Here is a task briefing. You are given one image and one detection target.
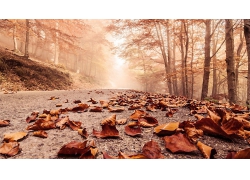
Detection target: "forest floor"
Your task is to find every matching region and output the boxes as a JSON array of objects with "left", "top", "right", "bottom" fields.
[{"left": 0, "top": 47, "right": 101, "bottom": 92}]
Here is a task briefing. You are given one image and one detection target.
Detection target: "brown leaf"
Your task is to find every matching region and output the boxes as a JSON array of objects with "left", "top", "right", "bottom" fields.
[
  {"left": 197, "top": 141, "right": 217, "bottom": 159},
  {"left": 93, "top": 124, "right": 120, "bottom": 138},
  {"left": 130, "top": 109, "right": 148, "bottom": 120},
  {"left": 128, "top": 103, "right": 141, "bottom": 110},
  {"left": 138, "top": 115, "right": 158, "bottom": 127},
  {"left": 195, "top": 118, "right": 231, "bottom": 139},
  {"left": 100, "top": 100, "right": 109, "bottom": 108},
  {"left": 58, "top": 141, "right": 87, "bottom": 156},
  {"left": 3, "top": 132, "right": 28, "bottom": 142},
  {"left": 38, "top": 114, "right": 47, "bottom": 118},
  {"left": 226, "top": 148, "right": 250, "bottom": 159},
  {"left": 89, "top": 106, "right": 103, "bottom": 112},
  {"left": 194, "top": 114, "right": 204, "bottom": 121},
  {"left": 128, "top": 153, "right": 148, "bottom": 159},
  {"left": 89, "top": 140, "right": 96, "bottom": 148},
  {"left": 56, "top": 116, "right": 69, "bottom": 130},
  {"left": 206, "top": 107, "right": 221, "bottom": 124},
  {"left": 78, "top": 128, "right": 88, "bottom": 139},
  {"left": 102, "top": 151, "right": 117, "bottom": 159},
  {"left": 142, "top": 140, "right": 163, "bottom": 159},
  {"left": 180, "top": 121, "right": 203, "bottom": 143},
  {"left": 50, "top": 109, "right": 61, "bottom": 116},
  {"left": 101, "top": 114, "right": 116, "bottom": 126},
  {"left": 163, "top": 133, "right": 198, "bottom": 154},
  {"left": 146, "top": 104, "right": 157, "bottom": 112},
  {"left": 139, "top": 121, "right": 155, "bottom": 128},
  {"left": 87, "top": 98, "right": 98, "bottom": 104},
  {"left": 0, "top": 141, "right": 21, "bottom": 156},
  {"left": 79, "top": 146, "right": 97, "bottom": 159},
  {"left": 124, "top": 124, "right": 142, "bottom": 137},
  {"left": 73, "top": 100, "right": 81, "bottom": 104},
  {"left": 70, "top": 103, "right": 89, "bottom": 112},
  {"left": 116, "top": 118, "right": 127, "bottom": 125},
  {"left": 221, "top": 118, "right": 246, "bottom": 139},
  {"left": 0, "top": 120, "right": 10, "bottom": 127},
  {"left": 108, "top": 106, "right": 125, "bottom": 112},
  {"left": 33, "top": 130, "right": 48, "bottom": 138},
  {"left": 56, "top": 104, "right": 62, "bottom": 107},
  {"left": 154, "top": 122, "right": 179, "bottom": 136},
  {"left": 27, "top": 119, "right": 56, "bottom": 131},
  {"left": 26, "top": 112, "right": 39, "bottom": 123},
  {"left": 67, "top": 120, "right": 82, "bottom": 131}
]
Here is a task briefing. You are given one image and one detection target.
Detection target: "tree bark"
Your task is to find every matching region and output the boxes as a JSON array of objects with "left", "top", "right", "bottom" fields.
[
  {"left": 13, "top": 21, "right": 18, "bottom": 53},
  {"left": 24, "top": 19, "right": 30, "bottom": 58},
  {"left": 225, "top": 19, "right": 236, "bottom": 104},
  {"left": 244, "top": 19, "right": 250, "bottom": 104},
  {"left": 54, "top": 21, "right": 59, "bottom": 64},
  {"left": 212, "top": 20, "right": 218, "bottom": 98},
  {"left": 172, "top": 22, "right": 178, "bottom": 96},
  {"left": 201, "top": 20, "right": 211, "bottom": 100}
]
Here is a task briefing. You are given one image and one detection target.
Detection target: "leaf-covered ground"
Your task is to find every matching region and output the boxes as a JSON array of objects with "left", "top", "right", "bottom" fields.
[{"left": 1, "top": 89, "right": 249, "bottom": 159}]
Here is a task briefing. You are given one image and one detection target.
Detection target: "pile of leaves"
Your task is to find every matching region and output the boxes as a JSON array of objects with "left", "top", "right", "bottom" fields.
[{"left": 1, "top": 90, "right": 250, "bottom": 159}]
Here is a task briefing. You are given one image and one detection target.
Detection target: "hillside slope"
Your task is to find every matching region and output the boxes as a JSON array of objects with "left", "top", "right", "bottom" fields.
[{"left": 0, "top": 48, "right": 101, "bottom": 92}]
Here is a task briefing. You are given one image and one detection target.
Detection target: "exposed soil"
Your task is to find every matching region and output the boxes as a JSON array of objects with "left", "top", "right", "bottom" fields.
[{"left": 0, "top": 89, "right": 249, "bottom": 159}]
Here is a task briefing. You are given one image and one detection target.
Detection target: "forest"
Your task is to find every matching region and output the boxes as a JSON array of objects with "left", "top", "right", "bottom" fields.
[{"left": 1, "top": 19, "right": 250, "bottom": 105}]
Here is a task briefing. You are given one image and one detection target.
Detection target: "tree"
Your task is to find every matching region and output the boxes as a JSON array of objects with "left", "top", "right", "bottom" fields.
[
  {"left": 225, "top": 19, "right": 236, "bottom": 104},
  {"left": 24, "top": 19, "right": 30, "bottom": 58},
  {"left": 244, "top": 19, "right": 250, "bottom": 104}
]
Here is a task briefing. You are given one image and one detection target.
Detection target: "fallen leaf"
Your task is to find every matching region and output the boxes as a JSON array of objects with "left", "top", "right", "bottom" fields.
[
  {"left": 67, "top": 120, "right": 82, "bottom": 131},
  {"left": 3, "top": 132, "right": 28, "bottom": 142},
  {"left": 73, "top": 100, "right": 81, "bottom": 104},
  {"left": 93, "top": 124, "right": 120, "bottom": 138},
  {"left": 124, "top": 124, "right": 142, "bottom": 137},
  {"left": 78, "top": 128, "right": 88, "bottom": 139},
  {"left": 206, "top": 107, "right": 221, "bottom": 124},
  {"left": 27, "top": 119, "right": 56, "bottom": 131},
  {"left": 128, "top": 104, "right": 141, "bottom": 110},
  {"left": 101, "top": 114, "right": 116, "bottom": 126},
  {"left": 197, "top": 141, "right": 217, "bottom": 159},
  {"left": 89, "top": 106, "right": 103, "bottom": 112},
  {"left": 195, "top": 118, "right": 230, "bottom": 139},
  {"left": 56, "top": 104, "right": 62, "bottom": 107},
  {"left": 58, "top": 141, "right": 87, "bottom": 156},
  {"left": 108, "top": 106, "right": 125, "bottom": 112},
  {"left": 221, "top": 118, "right": 246, "bottom": 139},
  {"left": 180, "top": 121, "right": 203, "bottom": 143},
  {"left": 163, "top": 133, "right": 198, "bottom": 154},
  {"left": 33, "top": 130, "right": 48, "bottom": 138},
  {"left": 102, "top": 151, "right": 117, "bottom": 159},
  {"left": 154, "top": 122, "right": 179, "bottom": 136},
  {"left": 100, "top": 100, "right": 109, "bottom": 108},
  {"left": 26, "top": 112, "right": 39, "bottom": 123},
  {"left": 70, "top": 103, "right": 89, "bottom": 112},
  {"left": 0, "top": 141, "right": 21, "bottom": 156},
  {"left": 226, "top": 148, "right": 250, "bottom": 159},
  {"left": 116, "top": 118, "right": 127, "bottom": 125},
  {"left": 146, "top": 104, "right": 157, "bottom": 112},
  {"left": 50, "top": 109, "right": 61, "bottom": 116},
  {"left": 138, "top": 115, "right": 158, "bottom": 127},
  {"left": 139, "top": 121, "right": 155, "bottom": 128},
  {"left": 0, "top": 120, "right": 10, "bottom": 127},
  {"left": 56, "top": 116, "right": 69, "bottom": 130},
  {"left": 142, "top": 140, "right": 163, "bottom": 159},
  {"left": 130, "top": 109, "right": 148, "bottom": 120}
]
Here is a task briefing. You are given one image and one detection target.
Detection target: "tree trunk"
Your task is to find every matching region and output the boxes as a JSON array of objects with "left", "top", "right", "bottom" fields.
[
  {"left": 54, "top": 21, "right": 59, "bottom": 65},
  {"left": 235, "top": 20, "right": 244, "bottom": 102},
  {"left": 172, "top": 22, "right": 178, "bottom": 96},
  {"left": 166, "top": 20, "right": 173, "bottom": 95},
  {"left": 201, "top": 20, "right": 211, "bottom": 100},
  {"left": 225, "top": 19, "right": 236, "bottom": 104},
  {"left": 244, "top": 19, "right": 250, "bottom": 104},
  {"left": 212, "top": 20, "right": 218, "bottom": 98},
  {"left": 13, "top": 21, "right": 18, "bottom": 53},
  {"left": 24, "top": 19, "right": 30, "bottom": 58},
  {"left": 183, "top": 20, "right": 189, "bottom": 97},
  {"left": 180, "top": 22, "right": 186, "bottom": 96}
]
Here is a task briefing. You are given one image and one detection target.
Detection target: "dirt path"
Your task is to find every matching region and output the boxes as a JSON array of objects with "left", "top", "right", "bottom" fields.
[{"left": 0, "top": 89, "right": 249, "bottom": 159}]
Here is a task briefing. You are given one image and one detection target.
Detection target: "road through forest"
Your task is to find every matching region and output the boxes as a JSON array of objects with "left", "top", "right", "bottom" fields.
[{"left": 0, "top": 89, "right": 249, "bottom": 159}]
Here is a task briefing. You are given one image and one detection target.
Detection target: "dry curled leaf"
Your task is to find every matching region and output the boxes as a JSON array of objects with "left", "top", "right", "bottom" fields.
[
  {"left": 56, "top": 116, "right": 69, "bottom": 130},
  {"left": 56, "top": 104, "right": 62, "bottom": 107},
  {"left": 154, "top": 122, "right": 179, "bottom": 136},
  {"left": 100, "top": 100, "right": 109, "bottom": 108},
  {"left": 108, "top": 106, "right": 125, "bottom": 112},
  {"left": 27, "top": 119, "right": 56, "bottom": 131},
  {"left": 124, "top": 124, "right": 142, "bottom": 137},
  {"left": 164, "top": 133, "right": 198, "bottom": 154},
  {"left": 0, "top": 141, "right": 21, "bottom": 156},
  {"left": 70, "top": 103, "right": 89, "bottom": 112},
  {"left": 101, "top": 114, "right": 116, "bottom": 126},
  {"left": 146, "top": 104, "right": 157, "bottom": 112},
  {"left": 116, "top": 118, "right": 127, "bottom": 125},
  {"left": 138, "top": 115, "right": 158, "bottom": 127},
  {"left": 197, "top": 141, "right": 217, "bottom": 159},
  {"left": 3, "top": 132, "right": 28, "bottom": 142},
  {"left": 142, "top": 140, "right": 163, "bottom": 159},
  {"left": 78, "top": 128, "right": 88, "bottom": 139},
  {"left": 206, "top": 107, "right": 221, "bottom": 124},
  {"left": 139, "top": 121, "right": 155, "bottom": 128},
  {"left": 58, "top": 141, "right": 87, "bottom": 156},
  {"left": 93, "top": 124, "right": 120, "bottom": 138},
  {"left": 26, "top": 112, "right": 39, "bottom": 123},
  {"left": 130, "top": 109, "right": 148, "bottom": 120},
  {"left": 89, "top": 106, "right": 103, "bottom": 112},
  {"left": 226, "top": 148, "right": 250, "bottom": 159},
  {"left": 33, "top": 130, "right": 48, "bottom": 138},
  {"left": 128, "top": 104, "right": 141, "bottom": 110},
  {"left": 67, "top": 120, "right": 82, "bottom": 131},
  {"left": 0, "top": 120, "right": 10, "bottom": 127}
]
